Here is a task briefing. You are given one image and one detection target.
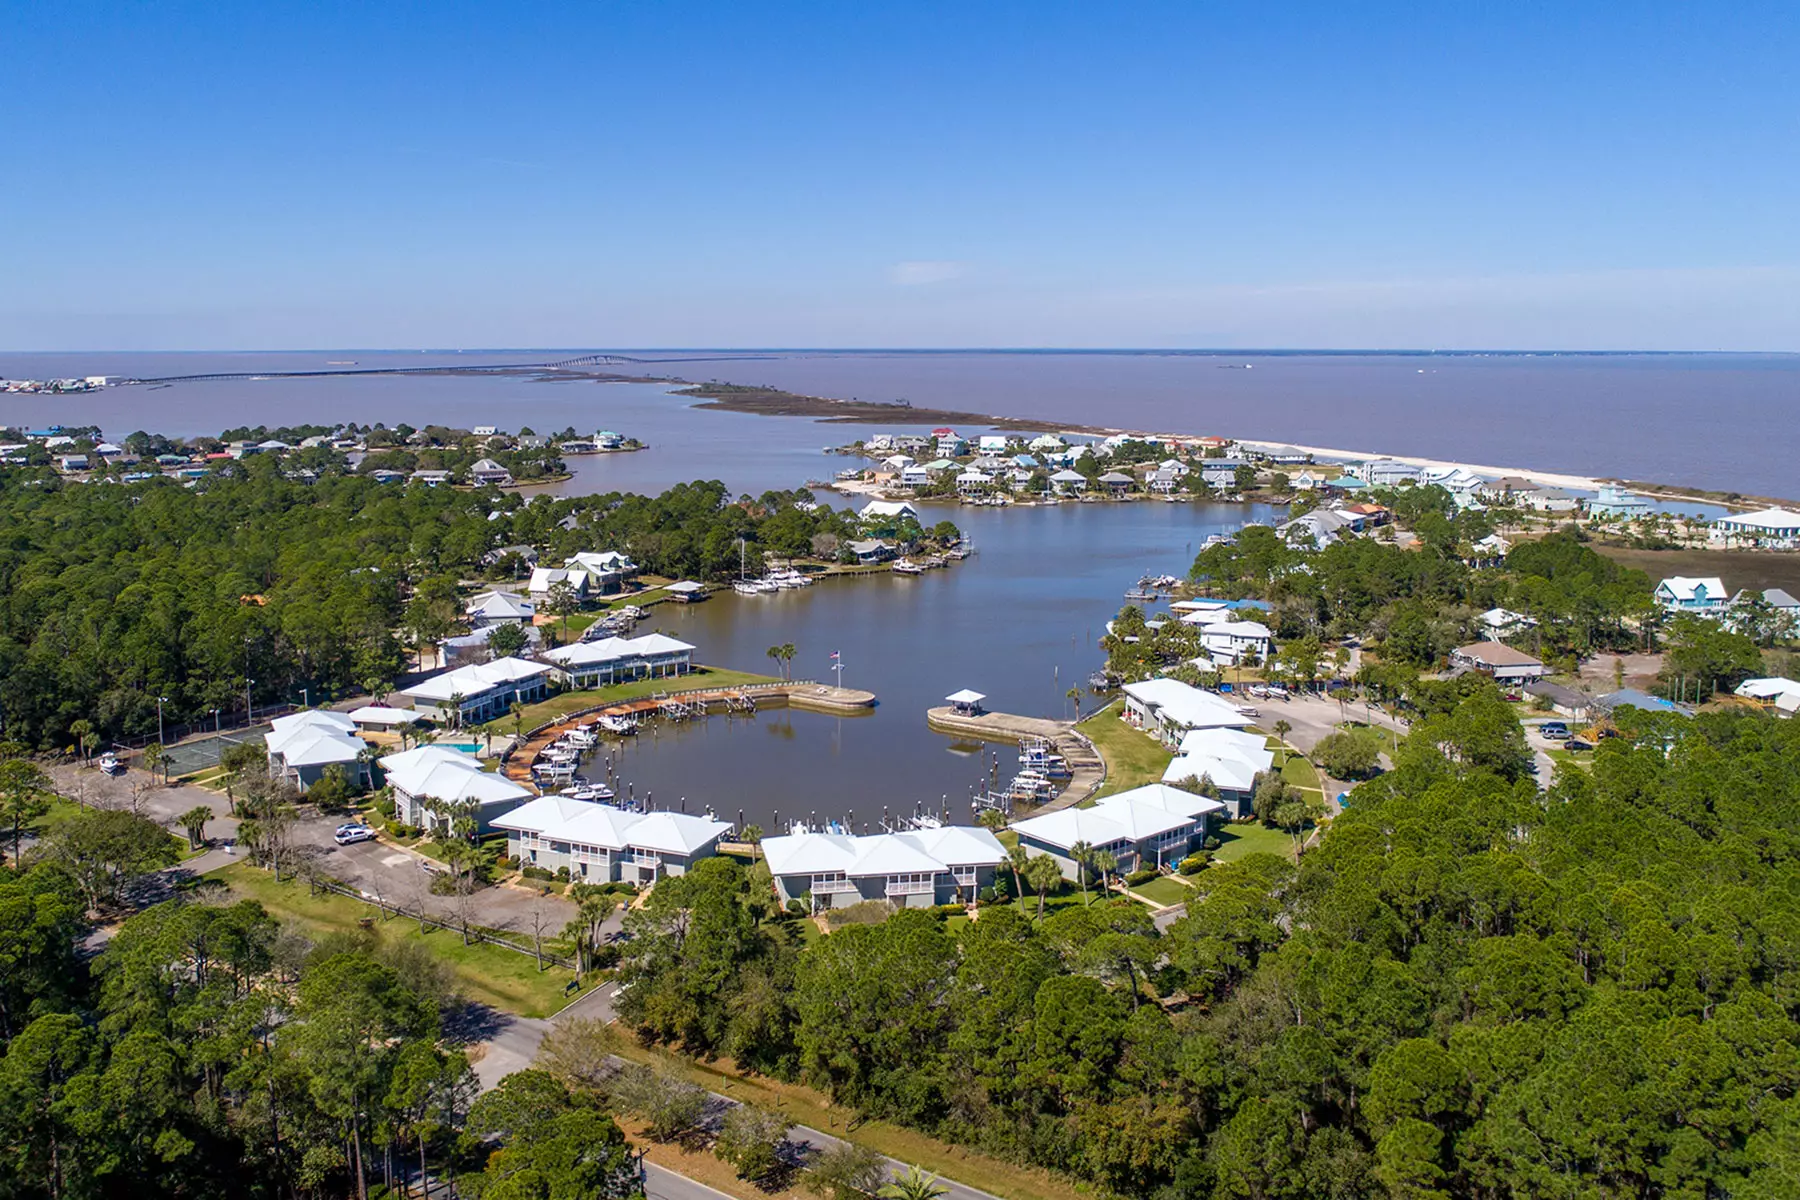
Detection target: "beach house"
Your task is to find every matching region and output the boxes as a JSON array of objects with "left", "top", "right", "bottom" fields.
[
  {"left": 761, "top": 825, "right": 1008, "bottom": 911},
  {"left": 1012, "top": 784, "right": 1225, "bottom": 879},
  {"left": 468, "top": 458, "right": 514, "bottom": 486},
  {"left": 1712, "top": 507, "right": 1800, "bottom": 549},
  {"left": 1198, "top": 619, "right": 1274, "bottom": 664},
  {"left": 495, "top": 796, "right": 730, "bottom": 884},
  {"left": 1200, "top": 459, "right": 1249, "bottom": 489},
  {"left": 1161, "top": 728, "right": 1273, "bottom": 818},
  {"left": 1360, "top": 459, "right": 1419, "bottom": 487},
  {"left": 399, "top": 656, "right": 553, "bottom": 725},
  {"left": 264, "top": 710, "right": 370, "bottom": 793},
  {"left": 1049, "top": 469, "right": 1088, "bottom": 496},
  {"left": 1654, "top": 576, "right": 1730, "bottom": 617},
  {"left": 465, "top": 590, "right": 535, "bottom": 627},
  {"left": 1735, "top": 677, "right": 1800, "bottom": 717},
  {"left": 1589, "top": 484, "right": 1652, "bottom": 520},
  {"left": 379, "top": 745, "right": 535, "bottom": 834},
  {"left": 858, "top": 499, "right": 918, "bottom": 523}
]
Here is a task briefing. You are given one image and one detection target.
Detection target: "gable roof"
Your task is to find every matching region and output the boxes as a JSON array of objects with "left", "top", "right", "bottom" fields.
[
  {"left": 1121, "top": 678, "right": 1255, "bottom": 730},
  {"left": 401, "top": 656, "right": 553, "bottom": 703},
  {"left": 1454, "top": 641, "right": 1545, "bottom": 668},
  {"left": 378, "top": 745, "right": 533, "bottom": 806},
  {"left": 760, "top": 825, "right": 1006, "bottom": 877},
  {"left": 1656, "top": 576, "right": 1727, "bottom": 601}
]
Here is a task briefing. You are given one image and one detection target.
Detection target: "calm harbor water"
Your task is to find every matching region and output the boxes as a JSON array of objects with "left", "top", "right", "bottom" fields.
[{"left": 588, "top": 500, "right": 1275, "bottom": 827}]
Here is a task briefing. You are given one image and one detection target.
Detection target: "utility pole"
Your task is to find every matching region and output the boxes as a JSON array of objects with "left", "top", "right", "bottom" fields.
[
  {"left": 246, "top": 678, "right": 255, "bottom": 725},
  {"left": 157, "top": 695, "right": 167, "bottom": 746}
]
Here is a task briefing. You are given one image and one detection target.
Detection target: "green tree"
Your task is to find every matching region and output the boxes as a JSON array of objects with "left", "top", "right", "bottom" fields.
[
  {"left": 466, "top": 1069, "right": 639, "bottom": 1200},
  {"left": 0, "top": 759, "right": 53, "bottom": 864},
  {"left": 879, "top": 1165, "right": 949, "bottom": 1200},
  {"left": 486, "top": 621, "right": 528, "bottom": 660},
  {"left": 46, "top": 808, "right": 179, "bottom": 913},
  {"left": 713, "top": 1103, "right": 790, "bottom": 1181},
  {"left": 1024, "top": 854, "right": 1064, "bottom": 921},
  {"left": 804, "top": 1141, "right": 887, "bottom": 1200},
  {"left": 176, "top": 804, "right": 214, "bottom": 850}
]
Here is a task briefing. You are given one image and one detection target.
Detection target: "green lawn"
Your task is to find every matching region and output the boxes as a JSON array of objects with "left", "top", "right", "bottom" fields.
[
  {"left": 1079, "top": 702, "right": 1174, "bottom": 797},
  {"left": 1130, "top": 875, "right": 1194, "bottom": 907},
  {"left": 494, "top": 665, "right": 783, "bottom": 731},
  {"left": 1212, "top": 820, "right": 1298, "bottom": 864},
  {"left": 1281, "top": 753, "right": 1322, "bottom": 791},
  {"left": 210, "top": 861, "right": 584, "bottom": 1018}
]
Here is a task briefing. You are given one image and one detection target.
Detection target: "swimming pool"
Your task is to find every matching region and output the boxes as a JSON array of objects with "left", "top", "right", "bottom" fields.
[{"left": 436, "top": 741, "right": 484, "bottom": 754}]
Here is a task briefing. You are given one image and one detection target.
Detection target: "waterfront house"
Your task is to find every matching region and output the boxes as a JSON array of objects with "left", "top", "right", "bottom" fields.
[
  {"left": 265, "top": 710, "right": 370, "bottom": 794},
  {"left": 900, "top": 465, "right": 931, "bottom": 488},
  {"left": 1358, "top": 459, "right": 1419, "bottom": 487},
  {"left": 1198, "top": 619, "right": 1274, "bottom": 664},
  {"left": 979, "top": 435, "right": 1009, "bottom": 455},
  {"left": 1421, "top": 465, "right": 1484, "bottom": 505},
  {"left": 379, "top": 745, "right": 534, "bottom": 834},
  {"left": 882, "top": 454, "right": 915, "bottom": 472},
  {"left": 399, "top": 656, "right": 553, "bottom": 725},
  {"left": 595, "top": 431, "right": 626, "bottom": 449},
  {"left": 1449, "top": 642, "right": 1547, "bottom": 683},
  {"left": 1712, "top": 506, "right": 1800, "bottom": 549},
  {"left": 410, "top": 470, "right": 453, "bottom": 487},
  {"left": 1478, "top": 476, "right": 1537, "bottom": 503},
  {"left": 1654, "top": 576, "right": 1729, "bottom": 617},
  {"left": 1735, "top": 677, "right": 1800, "bottom": 717},
  {"left": 866, "top": 434, "right": 897, "bottom": 452},
  {"left": 956, "top": 469, "right": 993, "bottom": 496},
  {"left": 1517, "top": 486, "right": 1579, "bottom": 513},
  {"left": 496, "top": 796, "right": 729, "bottom": 884},
  {"left": 1049, "top": 469, "right": 1088, "bottom": 496},
  {"left": 761, "top": 825, "right": 1007, "bottom": 911},
  {"left": 527, "top": 566, "right": 589, "bottom": 605},
  {"left": 1012, "top": 784, "right": 1224, "bottom": 879},
  {"left": 847, "top": 538, "right": 895, "bottom": 565},
  {"left": 859, "top": 499, "right": 918, "bottom": 523},
  {"left": 1200, "top": 459, "right": 1249, "bottom": 489},
  {"left": 1589, "top": 484, "right": 1653, "bottom": 520},
  {"left": 936, "top": 433, "right": 968, "bottom": 457},
  {"left": 542, "top": 632, "right": 695, "bottom": 688},
  {"left": 1098, "top": 471, "right": 1135, "bottom": 495},
  {"left": 1479, "top": 607, "right": 1538, "bottom": 640},
  {"left": 1277, "top": 508, "right": 1360, "bottom": 548},
  {"left": 1161, "top": 728, "right": 1273, "bottom": 819},
  {"left": 466, "top": 590, "right": 535, "bottom": 627},
  {"left": 1121, "top": 678, "right": 1254, "bottom": 746},
  {"left": 468, "top": 458, "right": 513, "bottom": 486},
  {"left": 1029, "top": 434, "right": 1067, "bottom": 453},
  {"left": 530, "top": 552, "right": 636, "bottom": 602}
]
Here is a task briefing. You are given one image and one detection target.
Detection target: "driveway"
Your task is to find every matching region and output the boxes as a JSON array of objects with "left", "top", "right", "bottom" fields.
[{"left": 47, "top": 763, "right": 240, "bottom": 844}]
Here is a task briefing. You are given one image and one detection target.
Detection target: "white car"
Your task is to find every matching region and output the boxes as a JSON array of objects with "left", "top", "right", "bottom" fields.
[{"left": 333, "top": 824, "right": 375, "bottom": 846}]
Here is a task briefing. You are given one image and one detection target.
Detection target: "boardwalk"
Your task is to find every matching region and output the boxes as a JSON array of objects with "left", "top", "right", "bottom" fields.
[{"left": 924, "top": 706, "right": 1104, "bottom": 810}]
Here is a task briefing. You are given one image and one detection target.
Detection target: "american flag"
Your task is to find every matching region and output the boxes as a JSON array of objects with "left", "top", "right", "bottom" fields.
[{"left": 830, "top": 650, "right": 840, "bottom": 660}]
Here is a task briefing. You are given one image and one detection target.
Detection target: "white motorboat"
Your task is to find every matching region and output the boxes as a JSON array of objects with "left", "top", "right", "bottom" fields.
[
  {"left": 733, "top": 580, "right": 762, "bottom": 596},
  {"left": 597, "top": 713, "right": 638, "bottom": 735}
]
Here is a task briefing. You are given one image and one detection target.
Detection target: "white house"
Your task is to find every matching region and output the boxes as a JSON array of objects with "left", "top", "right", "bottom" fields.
[
  {"left": 1161, "top": 728, "right": 1273, "bottom": 819},
  {"left": 859, "top": 499, "right": 918, "bottom": 523},
  {"left": 378, "top": 745, "right": 534, "bottom": 834},
  {"left": 1277, "top": 508, "right": 1360, "bottom": 548},
  {"left": 1655, "top": 576, "right": 1730, "bottom": 617},
  {"left": 1359, "top": 459, "right": 1420, "bottom": 487},
  {"left": 1029, "top": 434, "right": 1067, "bottom": 453},
  {"left": 1589, "top": 484, "right": 1653, "bottom": 520},
  {"left": 1121, "top": 679, "right": 1255, "bottom": 746},
  {"left": 529, "top": 551, "right": 639, "bottom": 602},
  {"left": 978, "top": 435, "right": 1009, "bottom": 455},
  {"left": 495, "top": 796, "right": 730, "bottom": 884},
  {"left": 1049, "top": 469, "right": 1088, "bottom": 496},
  {"left": 900, "top": 465, "right": 931, "bottom": 488},
  {"left": 1479, "top": 607, "right": 1538, "bottom": 639},
  {"left": 466, "top": 590, "right": 535, "bottom": 627},
  {"left": 346, "top": 705, "right": 419, "bottom": 733},
  {"left": 468, "top": 458, "right": 513, "bottom": 486},
  {"left": 542, "top": 632, "right": 695, "bottom": 688},
  {"left": 399, "top": 656, "right": 553, "bottom": 725},
  {"left": 1713, "top": 507, "right": 1800, "bottom": 549},
  {"left": 1449, "top": 642, "right": 1548, "bottom": 683},
  {"left": 761, "top": 825, "right": 1007, "bottom": 911},
  {"left": 1735, "top": 677, "right": 1800, "bottom": 717},
  {"left": 1012, "top": 784, "right": 1225, "bottom": 878},
  {"left": 1200, "top": 460, "right": 1249, "bottom": 489},
  {"left": 265, "top": 710, "right": 369, "bottom": 793},
  {"left": 1197, "top": 619, "right": 1274, "bottom": 664}
]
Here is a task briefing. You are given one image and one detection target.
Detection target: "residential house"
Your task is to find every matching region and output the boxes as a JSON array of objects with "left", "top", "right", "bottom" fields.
[
  {"left": 496, "top": 796, "right": 729, "bottom": 884},
  {"left": 1654, "top": 576, "right": 1730, "bottom": 617},
  {"left": 1713, "top": 507, "right": 1800, "bottom": 549},
  {"left": 379, "top": 745, "right": 534, "bottom": 834},
  {"left": 472, "top": 425, "right": 498, "bottom": 437},
  {"left": 1121, "top": 678, "right": 1255, "bottom": 746},
  {"left": 410, "top": 470, "right": 452, "bottom": 487},
  {"left": 846, "top": 538, "right": 895, "bottom": 564},
  {"left": 1589, "top": 484, "right": 1652, "bottom": 520},
  {"left": 858, "top": 499, "right": 918, "bottom": 523},
  {"left": 1467, "top": 533, "right": 1511, "bottom": 567},
  {"left": 542, "top": 632, "right": 696, "bottom": 688},
  {"left": 1479, "top": 607, "right": 1538, "bottom": 640},
  {"left": 57, "top": 455, "right": 90, "bottom": 472},
  {"left": 1593, "top": 689, "right": 1692, "bottom": 718},
  {"left": 1421, "top": 465, "right": 1483, "bottom": 505},
  {"left": 762, "top": 825, "right": 1008, "bottom": 911},
  {"left": 529, "top": 551, "right": 638, "bottom": 602},
  {"left": 1012, "top": 784, "right": 1225, "bottom": 878},
  {"left": 370, "top": 468, "right": 407, "bottom": 484},
  {"left": 468, "top": 458, "right": 513, "bottom": 486},
  {"left": 345, "top": 706, "right": 419, "bottom": 733},
  {"left": 936, "top": 432, "right": 968, "bottom": 457},
  {"left": 1028, "top": 434, "right": 1067, "bottom": 453},
  {"left": 1524, "top": 681, "right": 1592, "bottom": 720},
  {"left": 399, "top": 656, "right": 553, "bottom": 725},
  {"left": 1197, "top": 619, "right": 1274, "bottom": 664},
  {"left": 1449, "top": 641, "right": 1548, "bottom": 683},
  {"left": 1518, "top": 487, "right": 1579, "bottom": 513},
  {"left": 264, "top": 710, "right": 370, "bottom": 793},
  {"left": 1049, "top": 469, "right": 1088, "bottom": 496},
  {"left": 1735, "top": 677, "right": 1800, "bottom": 718},
  {"left": 1161, "top": 729, "right": 1273, "bottom": 819},
  {"left": 1097, "top": 471, "right": 1135, "bottom": 495},
  {"left": 466, "top": 590, "right": 535, "bottom": 627},
  {"left": 899, "top": 465, "right": 931, "bottom": 488},
  {"left": 881, "top": 454, "right": 915, "bottom": 472},
  {"left": 978, "top": 435, "right": 1009, "bottom": 455},
  {"left": 1360, "top": 459, "right": 1420, "bottom": 487},
  {"left": 439, "top": 624, "right": 543, "bottom": 668},
  {"left": 1200, "top": 459, "right": 1249, "bottom": 489},
  {"left": 1277, "top": 508, "right": 1360, "bottom": 548},
  {"left": 956, "top": 470, "right": 992, "bottom": 496},
  {"left": 1478, "top": 476, "right": 1538, "bottom": 504}
]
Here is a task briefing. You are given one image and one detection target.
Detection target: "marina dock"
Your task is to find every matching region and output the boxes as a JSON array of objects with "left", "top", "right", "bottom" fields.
[
  {"left": 924, "top": 706, "right": 1104, "bottom": 810},
  {"left": 506, "top": 680, "right": 876, "bottom": 786}
]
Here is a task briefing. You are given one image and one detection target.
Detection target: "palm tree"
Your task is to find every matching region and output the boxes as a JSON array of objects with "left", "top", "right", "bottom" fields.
[
  {"left": 1272, "top": 718, "right": 1292, "bottom": 764},
  {"left": 1006, "top": 844, "right": 1031, "bottom": 914},
  {"left": 780, "top": 643, "right": 797, "bottom": 680},
  {"left": 69, "top": 719, "right": 96, "bottom": 766},
  {"left": 142, "top": 742, "right": 167, "bottom": 784},
  {"left": 1092, "top": 849, "right": 1117, "bottom": 896},
  {"left": 1025, "top": 854, "right": 1062, "bottom": 920},
  {"left": 975, "top": 809, "right": 1007, "bottom": 833},
  {"left": 1066, "top": 686, "right": 1083, "bottom": 721},
  {"left": 879, "top": 1166, "right": 948, "bottom": 1200},
  {"left": 739, "top": 823, "right": 765, "bottom": 860},
  {"left": 177, "top": 805, "right": 214, "bottom": 850},
  {"left": 1069, "top": 840, "right": 1093, "bottom": 905},
  {"left": 767, "top": 645, "right": 785, "bottom": 680}
]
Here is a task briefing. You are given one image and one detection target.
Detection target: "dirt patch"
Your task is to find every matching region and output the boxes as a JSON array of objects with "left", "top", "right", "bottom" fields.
[{"left": 1578, "top": 653, "right": 1664, "bottom": 692}]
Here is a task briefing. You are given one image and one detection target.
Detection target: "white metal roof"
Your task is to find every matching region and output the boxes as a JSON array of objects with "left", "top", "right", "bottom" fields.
[
  {"left": 1717, "top": 507, "right": 1800, "bottom": 532},
  {"left": 378, "top": 746, "right": 533, "bottom": 807},
  {"left": 1162, "top": 728, "right": 1273, "bottom": 792},
  {"left": 1103, "top": 783, "right": 1228, "bottom": 821},
  {"left": 859, "top": 500, "right": 917, "bottom": 519},
  {"left": 467, "top": 591, "right": 534, "bottom": 620},
  {"left": 1656, "top": 575, "right": 1727, "bottom": 602},
  {"left": 760, "top": 826, "right": 1005, "bottom": 878},
  {"left": 401, "top": 656, "right": 553, "bottom": 702},
  {"left": 1121, "top": 679, "right": 1254, "bottom": 731},
  {"left": 272, "top": 728, "right": 367, "bottom": 769},
  {"left": 494, "top": 795, "right": 730, "bottom": 855},
  {"left": 346, "top": 705, "right": 417, "bottom": 726},
  {"left": 543, "top": 632, "right": 695, "bottom": 668},
  {"left": 945, "top": 689, "right": 987, "bottom": 704}
]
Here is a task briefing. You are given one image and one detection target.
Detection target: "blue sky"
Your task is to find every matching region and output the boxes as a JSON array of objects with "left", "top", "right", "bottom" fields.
[{"left": 5, "top": 2, "right": 1798, "bottom": 350}]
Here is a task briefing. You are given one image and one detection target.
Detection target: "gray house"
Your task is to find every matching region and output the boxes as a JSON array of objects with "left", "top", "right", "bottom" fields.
[
  {"left": 1011, "top": 784, "right": 1224, "bottom": 878},
  {"left": 494, "top": 795, "right": 730, "bottom": 885},
  {"left": 760, "top": 826, "right": 1008, "bottom": 912},
  {"left": 264, "top": 710, "right": 371, "bottom": 794}
]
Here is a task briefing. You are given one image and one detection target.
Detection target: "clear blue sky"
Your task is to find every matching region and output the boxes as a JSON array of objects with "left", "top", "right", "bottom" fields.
[{"left": 6, "top": 2, "right": 1798, "bottom": 350}]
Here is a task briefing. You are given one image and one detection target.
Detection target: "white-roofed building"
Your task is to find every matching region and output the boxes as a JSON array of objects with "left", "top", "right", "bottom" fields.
[
  {"left": 529, "top": 552, "right": 638, "bottom": 602},
  {"left": 1735, "top": 677, "right": 1800, "bottom": 717},
  {"left": 379, "top": 745, "right": 535, "bottom": 834},
  {"left": 1713, "top": 507, "right": 1800, "bottom": 548},
  {"left": 399, "top": 656, "right": 553, "bottom": 725},
  {"left": 265, "top": 710, "right": 370, "bottom": 792},
  {"left": 1197, "top": 619, "right": 1274, "bottom": 664},
  {"left": 1161, "top": 728, "right": 1274, "bottom": 818},
  {"left": 347, "top": 705, "right": 419, "bottom": 732},
  {"left": 494, "top": 796, "right": 730, "bottom": 884},
  {"left": 760, "top": 824, "right": 1007, "bottom": 911},
  {"left": 467, "top": 590, "right": 535, "bottom": 626},
  {"left": 1654, "top": 576, "right": 1730, "bottom": 617},
  {"left": 468, "top": 458, "right": 513, "bottom": 486},
  {"left": 1480, "top": 607, "right": 1539, "bottom": 639},
  {"left": 858, "top": 499, "right": 918, "bottom": 523},
  {"left": 1121, "top": 678, "right": 1255, "bottom": 746},
  {"left": 945, "top": 689, "right": 986, "bottom": 715},
  {"left": 542, "top": 632, "right": 696, "bottom": 688},
  {"left": 1012, "top": 783, "right": 1224, "bottom": 879},
  {"left": 1029, "top": 434, "right": 1067, "bottom": 453}
]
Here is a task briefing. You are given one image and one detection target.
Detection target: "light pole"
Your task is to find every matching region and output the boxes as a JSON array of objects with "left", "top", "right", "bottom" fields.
[
  {"left": 301, "top": 687, "right": 310, "bottom": 709},
  {"left": 156, "top": 695, "right": 167, "bottom": 746},
  {"left": 246, "top": 678, "right": 255, "bottom": 725}
]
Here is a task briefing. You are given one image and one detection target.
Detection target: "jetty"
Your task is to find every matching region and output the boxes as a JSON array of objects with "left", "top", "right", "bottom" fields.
[
  {"left": 506, "top": 680, "right": 876, "bottom": 786},
  {"left": 924, "top": 706, "right": 1104, "bottom": 810}
]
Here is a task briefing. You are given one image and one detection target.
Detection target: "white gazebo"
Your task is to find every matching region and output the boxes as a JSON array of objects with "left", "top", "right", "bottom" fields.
[{"left": 946, "top": 689, "right": 987, "bottom": 716}]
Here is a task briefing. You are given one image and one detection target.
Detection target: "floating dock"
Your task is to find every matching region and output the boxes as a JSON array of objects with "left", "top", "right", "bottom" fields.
[{"left": 924, "top": 706, "right": 1104, "bottom": 810}]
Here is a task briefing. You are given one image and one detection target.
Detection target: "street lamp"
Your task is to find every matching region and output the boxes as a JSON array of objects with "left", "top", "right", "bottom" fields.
[
  {"left": 156, "top": 695, "right": 167, "bottom": 746},
  {"left": 246, "top": 678, "right": 255, "bottom": 725}
]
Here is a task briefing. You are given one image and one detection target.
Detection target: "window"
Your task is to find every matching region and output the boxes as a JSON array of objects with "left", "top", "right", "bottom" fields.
[
  {"left": 950, "top": 864, "right": 978, "bottom": 885},
  {"left": 811, "top": 872, "right": 853, "bottom": 893},
  {"left": 886, "top": 873, "right": 936, "bottom": 896}
]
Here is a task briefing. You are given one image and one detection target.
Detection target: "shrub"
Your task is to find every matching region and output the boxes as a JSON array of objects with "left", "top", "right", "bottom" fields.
[
  {"left": 1124, "top": 866, "right": 1159, "bottom": 886},
  {"left": 785, "top": 898, "right": 809, "bottom": 916},
  {"left": 1178, "top": 852, "right": 1212, "bottom": 875},
  {"left": 1202, "top": 835, "right": 1221, "bottom": 850},
  {"left": 521, "top": 864, "right": 556, "bottom": 882},
  {"left": 978, "top": 886, "right": 998, "bottom": 904},
  {"left": 713, "top": 1104, "right": 790, "bottom": 1181},
  {"left": 1312, "top": 731, "right": 1382, "bottom": 780},
  {"left": 555, "top": 865, "right": 570, "bottom": 882},
  {"left": 824, "top": 899, "right": 895, "bottom": 927}
]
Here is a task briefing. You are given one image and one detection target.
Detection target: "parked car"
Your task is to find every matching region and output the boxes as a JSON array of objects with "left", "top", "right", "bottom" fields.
[
  {"left": 333, "top": 824, "right": 375, "bottom": 846},
  {"left": 1564, "top": 737, "right": 1595, "bottom": 752},
  {"left": 1539, "top": 722, "right": 1569, "bottom": 739}
]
